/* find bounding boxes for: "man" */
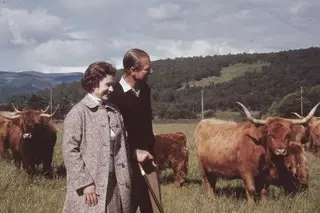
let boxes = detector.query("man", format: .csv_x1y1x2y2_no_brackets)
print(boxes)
110,48,161,213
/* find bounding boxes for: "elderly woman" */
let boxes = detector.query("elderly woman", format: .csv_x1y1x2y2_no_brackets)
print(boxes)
62,61,132,213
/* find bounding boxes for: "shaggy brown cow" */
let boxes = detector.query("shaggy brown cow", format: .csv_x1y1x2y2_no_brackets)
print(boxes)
0,111,19,157
0,105,59,177
154,132,188,186
292,112,320,153
0,105,51,157
283,141,308,188
263,140,308,193
195,102,319,204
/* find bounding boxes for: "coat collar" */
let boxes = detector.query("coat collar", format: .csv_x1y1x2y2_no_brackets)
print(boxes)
119,75,141,97
81,94,120,113
81,94,99,109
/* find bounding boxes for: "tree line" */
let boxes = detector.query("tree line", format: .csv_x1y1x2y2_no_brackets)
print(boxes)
1,47,320,119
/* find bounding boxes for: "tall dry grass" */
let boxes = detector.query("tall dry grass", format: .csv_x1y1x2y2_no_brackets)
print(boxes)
0,123,319,213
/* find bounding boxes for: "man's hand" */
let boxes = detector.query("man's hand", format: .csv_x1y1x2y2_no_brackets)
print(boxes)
83,184,98,206
135,149,154,162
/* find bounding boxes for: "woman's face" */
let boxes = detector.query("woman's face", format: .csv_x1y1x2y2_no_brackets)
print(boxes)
92,74,115,100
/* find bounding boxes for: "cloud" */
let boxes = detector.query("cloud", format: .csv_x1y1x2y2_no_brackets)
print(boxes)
148,3,181,21
0,8,63,46
0,0,319,73
60,0,111,12
154,39,244,59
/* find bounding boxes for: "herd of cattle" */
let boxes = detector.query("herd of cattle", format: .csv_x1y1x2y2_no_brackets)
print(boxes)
0,102,319,204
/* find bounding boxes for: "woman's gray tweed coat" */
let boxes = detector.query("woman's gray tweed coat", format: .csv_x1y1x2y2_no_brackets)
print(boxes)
62,94,133,213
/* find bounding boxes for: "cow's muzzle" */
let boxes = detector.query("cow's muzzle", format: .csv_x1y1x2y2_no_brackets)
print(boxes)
274,148,287,155
22,133,32,139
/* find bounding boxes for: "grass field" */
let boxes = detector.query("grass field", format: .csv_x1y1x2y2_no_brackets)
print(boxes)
179,62,270,89
1,122,320,213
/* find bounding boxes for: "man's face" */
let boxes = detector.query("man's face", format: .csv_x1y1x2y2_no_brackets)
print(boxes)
133,56,153,81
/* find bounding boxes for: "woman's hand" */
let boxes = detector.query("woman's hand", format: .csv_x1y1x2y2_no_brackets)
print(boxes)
83,184,98,206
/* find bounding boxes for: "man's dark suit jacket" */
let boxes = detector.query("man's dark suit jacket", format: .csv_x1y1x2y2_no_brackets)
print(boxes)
110,81,155,158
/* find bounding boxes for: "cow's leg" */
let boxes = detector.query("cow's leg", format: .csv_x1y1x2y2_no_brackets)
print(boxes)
296,151,309,190
314,139,320,154
173,161,188,187
207,173,217,194
254,177,269,202
42,141,55,178
198,158,215,197
202,171,217,198
0,135,5,157
22,158,35,175
21,151,35,175
0,133,10,158
309,137,315,153
258,185,269,203
12,150,21,169
198,159,216,198
242,173,256,205
42,157,54,178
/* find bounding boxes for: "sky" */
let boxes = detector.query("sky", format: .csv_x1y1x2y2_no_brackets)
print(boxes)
0,0,319,73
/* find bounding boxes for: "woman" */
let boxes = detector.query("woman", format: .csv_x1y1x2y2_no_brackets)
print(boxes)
62,61,132,213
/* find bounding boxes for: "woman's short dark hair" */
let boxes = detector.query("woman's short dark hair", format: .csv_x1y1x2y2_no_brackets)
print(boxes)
123,48,149,72
81,61,116,92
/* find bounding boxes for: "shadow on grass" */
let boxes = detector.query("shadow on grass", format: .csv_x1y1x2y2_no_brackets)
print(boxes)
159,173,284,201
215,186,247,200
159,173,202,186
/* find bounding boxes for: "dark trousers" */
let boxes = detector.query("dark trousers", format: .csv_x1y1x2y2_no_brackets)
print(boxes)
132,162,154,213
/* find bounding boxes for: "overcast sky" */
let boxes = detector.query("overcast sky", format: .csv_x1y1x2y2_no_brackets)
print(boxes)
0,0,319,73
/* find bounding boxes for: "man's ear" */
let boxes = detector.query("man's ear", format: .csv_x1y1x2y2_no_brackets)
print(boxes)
129,67,136,74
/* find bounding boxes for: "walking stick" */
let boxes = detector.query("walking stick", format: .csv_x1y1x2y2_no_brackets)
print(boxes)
138,161,164,213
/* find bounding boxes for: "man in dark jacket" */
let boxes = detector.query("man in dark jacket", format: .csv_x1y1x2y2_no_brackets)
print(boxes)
110,48,160,213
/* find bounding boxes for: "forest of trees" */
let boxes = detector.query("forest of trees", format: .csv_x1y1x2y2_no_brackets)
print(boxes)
1,47,320,119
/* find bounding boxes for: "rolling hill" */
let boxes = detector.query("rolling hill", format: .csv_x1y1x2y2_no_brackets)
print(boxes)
0,71,82,103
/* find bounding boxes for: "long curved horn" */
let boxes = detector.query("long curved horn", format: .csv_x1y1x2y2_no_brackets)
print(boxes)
291,112,303,119
11,103,22,113
41,105,50,113
0,112,20,120
40,104,60,118
236,102,267,125
289,103,320,125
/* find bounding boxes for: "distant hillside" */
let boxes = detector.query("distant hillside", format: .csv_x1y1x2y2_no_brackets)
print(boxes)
3,47,320,119
268,85,320,117
0,71,82,103
179,61,270,89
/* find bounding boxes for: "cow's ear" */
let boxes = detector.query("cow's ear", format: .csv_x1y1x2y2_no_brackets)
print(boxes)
288,141,302,154
40,117,51,124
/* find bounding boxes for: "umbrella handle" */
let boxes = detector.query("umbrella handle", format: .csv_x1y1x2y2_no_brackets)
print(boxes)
138,162,146,176
138,160,157,176
138,161,164,213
